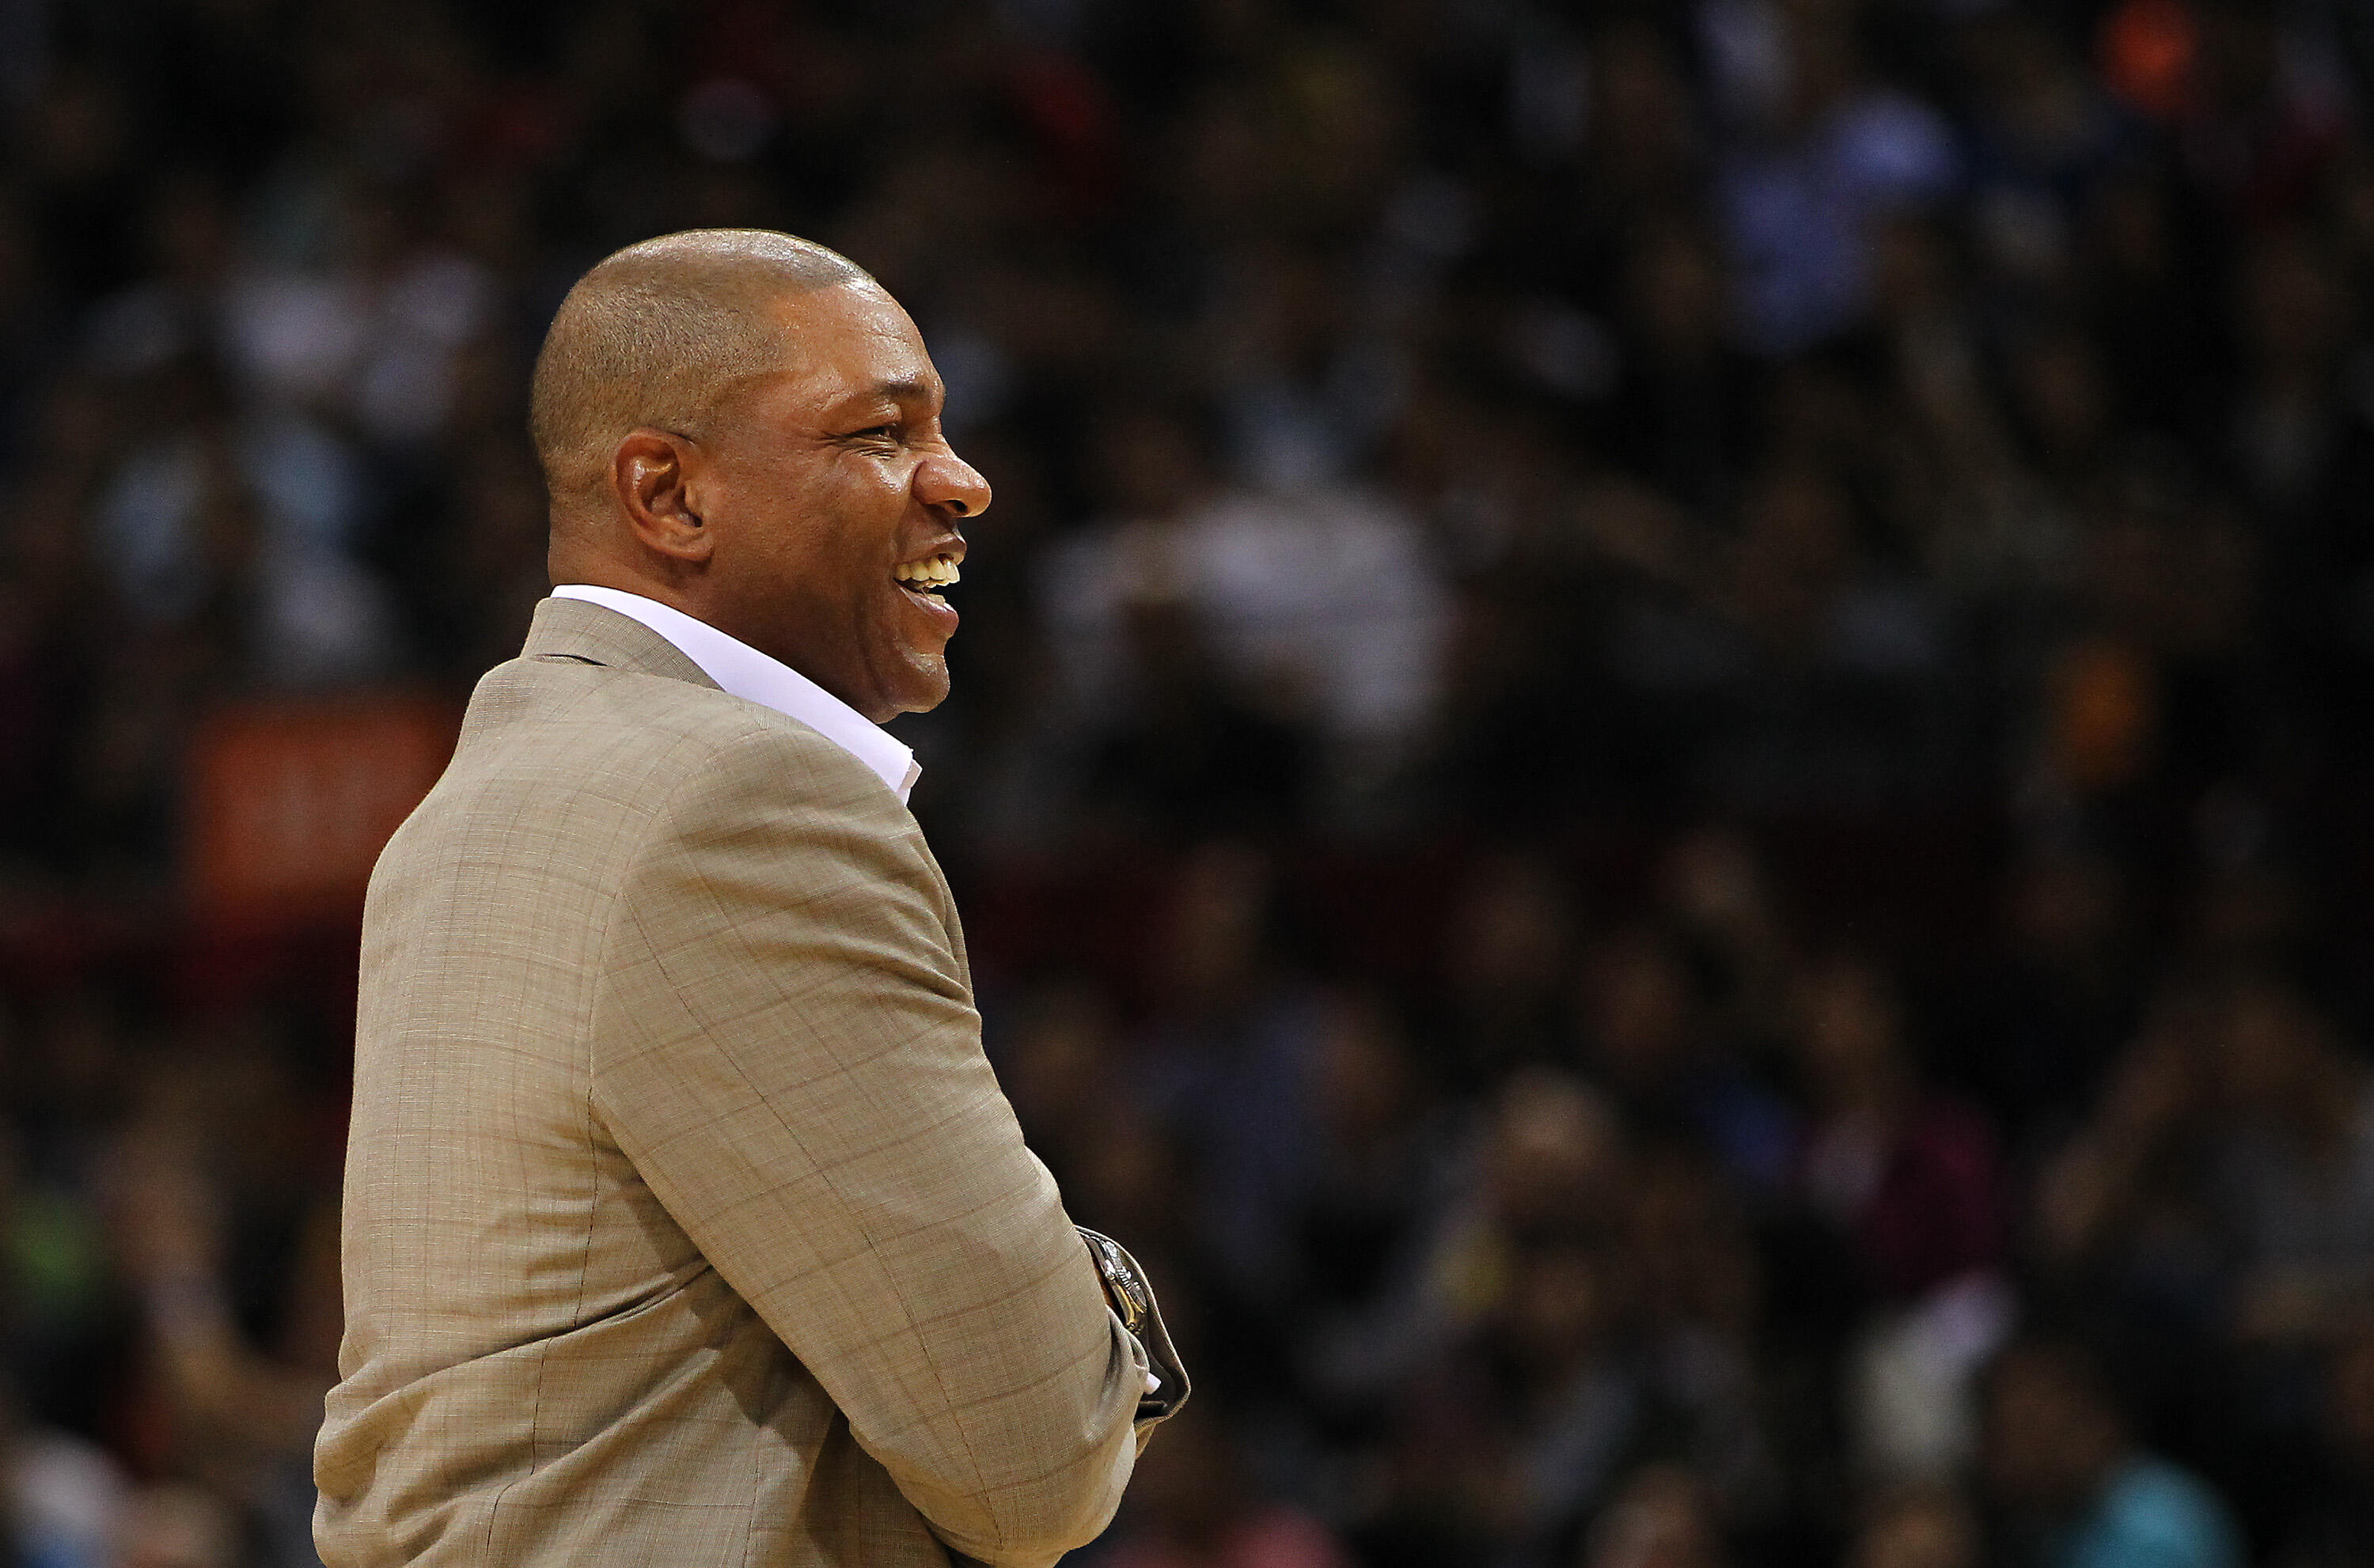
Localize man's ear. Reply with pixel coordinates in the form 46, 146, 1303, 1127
612, 430, 714, 566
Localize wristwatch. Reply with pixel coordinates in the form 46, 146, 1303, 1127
1077, 1226, 1190, 1423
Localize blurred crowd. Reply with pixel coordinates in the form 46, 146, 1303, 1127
2, 0, 2374, 1565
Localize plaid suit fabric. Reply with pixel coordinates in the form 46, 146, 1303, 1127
316, 598, 1147, 1566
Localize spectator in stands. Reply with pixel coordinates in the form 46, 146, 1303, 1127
1131, 842, 1331, 1395
105, 1017, 336, 1568
1958, 11, 2129, 298
1710, 461, 1955, 809
1037, 407, 1318, 843
1653, 828, 1793, 1063
2034, 979, 2222, 1290
1982, 1336, 2244, 1568
2040, 964, 2374, 1390
1337, 1068, 1629, 1446
1573, 924, 1793, 1195
1419, 1232, 1647, 1565
1281, 990, 1463, 1441
2205, 975, 2374, 1347
1709, 0, 1959, 356
1044, 397, 1448, 828
1582, 1464, 1727, 1568
1438, 856, 1584, 1089
114, 1482, 239, 1568
1960, 840, 2141, 1149
1788, 951, 2009, 1480
0, 1376, 123, 1568
1849, 1485, 1980, 1568
1790, 954, 2004, 1308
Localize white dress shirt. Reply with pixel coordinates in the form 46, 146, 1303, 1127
550, 585, 920, 804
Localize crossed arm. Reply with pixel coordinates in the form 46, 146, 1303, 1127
589, 728, 1169, 1566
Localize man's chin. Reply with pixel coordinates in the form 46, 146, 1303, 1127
878, 655, 951, 720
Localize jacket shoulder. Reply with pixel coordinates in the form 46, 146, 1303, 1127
462, 654, 893, 806
373, 657, 912, 909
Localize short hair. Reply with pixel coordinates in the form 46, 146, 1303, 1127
529, 229, 870, 502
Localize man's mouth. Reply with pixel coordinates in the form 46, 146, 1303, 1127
892, 552, 961, 604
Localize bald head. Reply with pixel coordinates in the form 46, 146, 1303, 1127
529, 229, 871, 508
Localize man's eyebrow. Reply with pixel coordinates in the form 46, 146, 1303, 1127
826, 377, 940, 420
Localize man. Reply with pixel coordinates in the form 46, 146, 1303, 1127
315, 230, 1183, 1566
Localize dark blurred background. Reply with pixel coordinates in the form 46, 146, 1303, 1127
5, 0, 2374, 1564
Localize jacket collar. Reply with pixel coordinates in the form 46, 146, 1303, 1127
521, 594, 720, 689
526, 591, 920, 804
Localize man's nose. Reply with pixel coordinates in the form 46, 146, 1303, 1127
916, 451, 992, 520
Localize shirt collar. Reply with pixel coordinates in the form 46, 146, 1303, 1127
550, 585, 920, 805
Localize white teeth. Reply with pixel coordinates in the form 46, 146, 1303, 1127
894, 555, 961, 587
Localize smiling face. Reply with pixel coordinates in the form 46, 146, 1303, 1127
689, 281, 990, 721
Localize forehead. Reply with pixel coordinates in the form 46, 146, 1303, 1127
760, 282, 936, 407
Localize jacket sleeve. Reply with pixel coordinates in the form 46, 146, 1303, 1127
586, 724, 1147, 1567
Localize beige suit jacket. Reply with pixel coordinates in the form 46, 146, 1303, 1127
316, 598, 1150, 1566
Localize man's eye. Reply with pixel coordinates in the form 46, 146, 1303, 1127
853, 424, 901, 445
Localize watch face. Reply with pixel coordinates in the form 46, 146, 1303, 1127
1094, 1237, 1150, 1321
